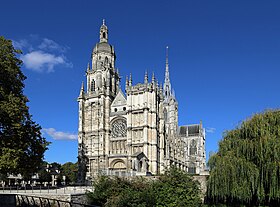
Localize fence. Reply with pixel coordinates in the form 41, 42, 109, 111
0, 186, 93, 195
15, 194, 99, 207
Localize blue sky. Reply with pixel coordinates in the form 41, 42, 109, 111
1, 0, 280, 164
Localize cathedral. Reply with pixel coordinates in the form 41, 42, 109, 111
77, 21, 206, 183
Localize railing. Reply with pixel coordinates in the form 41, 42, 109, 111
16, 194, 99, 207
0, 186, 93, 194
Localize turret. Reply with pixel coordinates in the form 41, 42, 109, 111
100, 19, 108, 43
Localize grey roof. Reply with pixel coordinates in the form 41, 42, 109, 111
188, 125, 200, 136
179, 124, 200, 136
179, 126, 187, 135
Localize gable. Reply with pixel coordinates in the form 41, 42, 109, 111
111, 89, 127, 107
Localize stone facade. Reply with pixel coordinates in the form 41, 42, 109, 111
77, 20, 206, 184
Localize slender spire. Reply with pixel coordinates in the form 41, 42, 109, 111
103, 19, 105, 25
87, 62, 90, 71
165, 46, 170, 83
164, 46, 171, 100
166, 46, 169, 65
152, 72, 155, 83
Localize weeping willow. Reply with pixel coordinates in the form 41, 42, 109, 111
207, 110, 280, 206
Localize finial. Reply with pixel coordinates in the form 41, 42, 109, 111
103, 19, 105, 25
152, 72, 155, 83
144, 71, 148, 84
79, 81, 84, 96
87, 62, 90, 71
172, 89, 176, 98
129, 73, 132, 86
126, 76, 129, 87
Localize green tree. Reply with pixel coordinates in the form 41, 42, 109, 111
61, 162, 78, 184
0, 36, 49, 177
87, 168, 202, 207
88, 176, 156, 207
153, 167, 202, 207
207, 110, 280, 206
38, 169, 52, 184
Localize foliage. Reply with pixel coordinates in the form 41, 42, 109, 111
154, 167, 203, 207
61, 162, 78, 184
207, 110, 280, 206
50, 162, 62, 170
87, 167, 202, 207
0, 36, 49, 177
38, 168, 52, 184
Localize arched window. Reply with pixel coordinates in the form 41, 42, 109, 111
103, 32, 106, 39
189, 139, 197, 155
91, 80, 95, 92
105, 56, 108, 65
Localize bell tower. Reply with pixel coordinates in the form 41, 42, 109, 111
78, 20, 120, 183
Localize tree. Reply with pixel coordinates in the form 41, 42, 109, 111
207, 110, 280, 206
88, 176, 156, 207
38, 169, 52, 185
153, 167, 203, 207
61, 162, 78, 184
0, 36, 49, 177
87, 167, 202, 207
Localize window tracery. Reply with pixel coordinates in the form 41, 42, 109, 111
111, 119, 127, 138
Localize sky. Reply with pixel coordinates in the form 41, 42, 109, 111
1, 0, 280, 164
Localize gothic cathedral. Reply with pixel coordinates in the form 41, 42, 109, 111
77, 21, 206, 183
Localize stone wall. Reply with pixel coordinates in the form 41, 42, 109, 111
1, 193, 90, 207
193, 174, 208, 201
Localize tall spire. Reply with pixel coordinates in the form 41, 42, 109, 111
164, 46, 171, 99
165, 46, 170, 83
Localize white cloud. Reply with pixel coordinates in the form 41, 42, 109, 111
21, 51, 72, 73
13, 36, 72, 72
42, 128, 77, 140
12, 39, 33, 51
206, 127, 216, 133
38, 38, 69, 53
